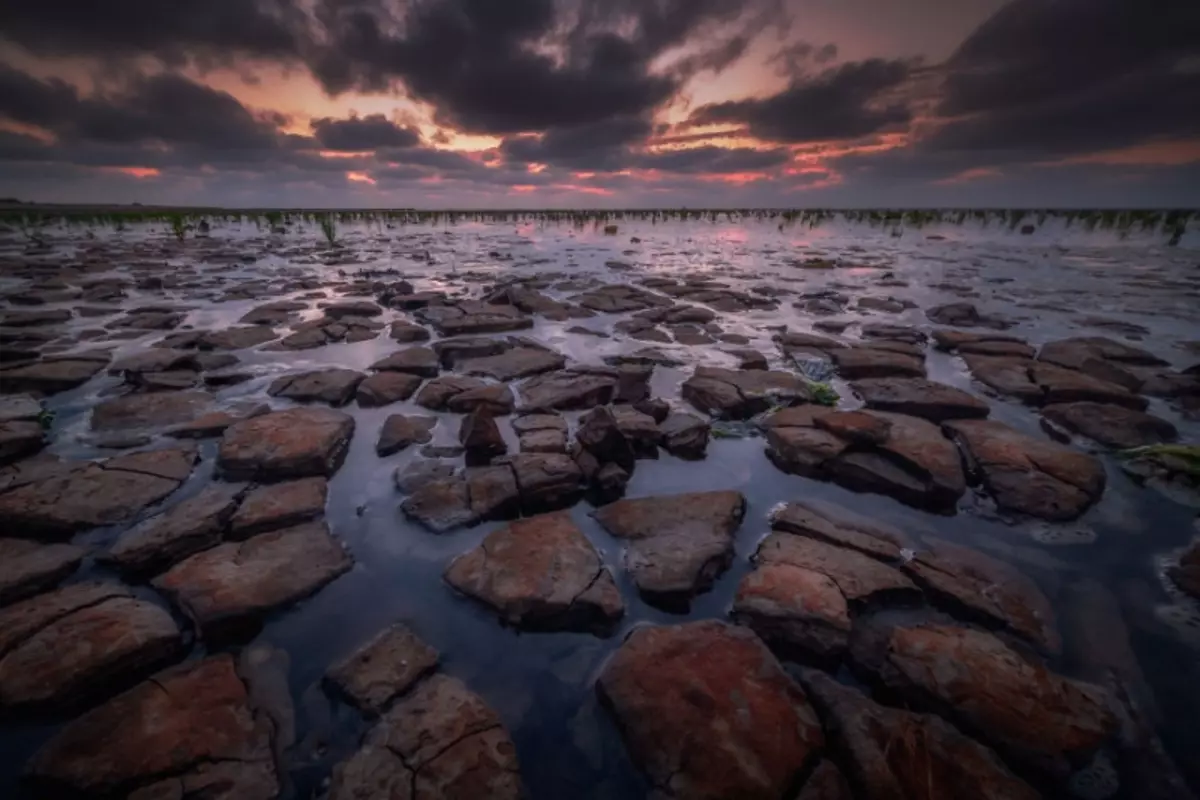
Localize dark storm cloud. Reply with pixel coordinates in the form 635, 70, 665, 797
500, 117, 652, 171
633, 146, 792, 174
309, 0, 782, 135
690, 58, 917, 143
0, 0, 305, 65
926, 0, 1200, 157
311, 114, 421, 151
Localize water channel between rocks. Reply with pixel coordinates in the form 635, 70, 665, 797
1, 216, 1198, 799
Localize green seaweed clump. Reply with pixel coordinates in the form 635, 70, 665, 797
808, 382, 840, 407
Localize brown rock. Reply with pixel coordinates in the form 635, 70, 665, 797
218, 407, 354, 481
733, 562, 851, 661
801, 669, 1040, 800
851, 377, 990, 422
356, 372, 423, 407
103, 483, 245, 575
389, 320, 430, 342
459, 409, 506, 465
0, 420, 46, 466
597, 620, 823, 800
0, 590, 181, 711
756, 532, 917, 604
0, 538, 83, 606
446, 512, 622, 633
832, 347, 925, 379
378, 414, 437, 457
413, 375, 486, 410
0, 357, 108, 395
1030, 362, 1148, 411
926, 302, 1013, 330
26, 656, 277, 798
515, 414, 567, 453
963, 354, 1042, 403
267, 368, 365, 407
770, 498, 911, 560
506, 452, 584, 514
153, 521, 352, 636
230, 477, 327, 538
1041, 401, 1177, 449
370, 346, 440, 378
459, 347, 565, 381
329, 674, 523, 800
401, 478, 476, 533
324, 624, 440, 715
518, 369, 619, 411
658, 412, 710, 460
445, 383, 515, 415
945, 418, 1106, 520
90, 390, 214, 432
682, 366, 810, 419
592, 491, 744, 607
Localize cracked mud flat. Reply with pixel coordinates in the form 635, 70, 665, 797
1, 216, 1199, 799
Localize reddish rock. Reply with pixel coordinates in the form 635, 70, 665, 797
800, 670, 1040, 800
514, 414, 567, 453
445, 383, 515, 415
153, 521, 352, 636
90, 390, 214, 432
103, 483, 245, 575
963, 354, 1042, 403
267, 368, 365, 407
597, 620, 824, 800
1030, 362, 1148, 411
851, 377, 990, 422
832, 347, 925, 379
945, 419, 1106, 521
415, 374, 490, 410
0, 539, 83, 606
1041, 401, 1177, 449
378, 414, 437, 457
324, 624, 440, 715
355, 372, 423, 407
230, 477, 327, 538
218, 407, 354, 481
592, 490, 744, 607
682, 366, 810, 419
0, 356, 109, 395
518, 368, 621, 411
370, 346, 440, 378
755, 532, 917, 605
733, 562, 852, 661
459, 346, 565, 381
0, 588, 182, 711
770, 498, 912, 560
852, 622, 1118, 779
26, 656, 277, 797
506, 452, 584, 514
658, 411, 710, 459
445, 512, 623, 634
329, 674, 523, 800
459, 409, 506, 465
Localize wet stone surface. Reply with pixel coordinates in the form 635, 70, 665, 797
0, 218, 1198, 800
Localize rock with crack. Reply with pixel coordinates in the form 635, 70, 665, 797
506, 452, 586, 514
850, 621, 1119, 782
90, 390, 215, 432
769, 498, 914, 560
324, 623, 440, 716
459, 409, 506, 466
26, 655, 279, 798
592, 490, 745, 609
400, 465, 522, 533
0, 583, 183, 712
597, 620, 823, 800
902, 537, 1061, 653
612, 404, 664, 458
799, 669, 1040, 800
1041, 401, 1177, 449
230, 477, 327, 538
218, 407, 354, 481
570, 283, 671, 313
328, 674, 523, 800
356, 372, 424, 407
1029, 362, 1148, 411
102, 483, 246, 576
658, 412, 710, 460
963, 354, 1044, 403
152, 521, 352, 638
518, 367, 641, 411
446, 383, 514, 415
417, 301, 534, 337
415, 375, 491, 410
458, 346, 566, 381
0, 445, 198, 539
444, 512, 623, 634
513, 413, 568, 453
682, 366, 811, 419
166, 402, 270, 440
0, 538, 84, 606
945, 419, 1106, 521
369, 346, 441, 378
267, 368, 366, 407
851, 377, 990, 422
831, 346, 925, 379
378, 415, 437, 457
764, 407, 966, 513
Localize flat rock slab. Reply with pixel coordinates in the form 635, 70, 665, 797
267, 368, 365, 407
446, 383, 514, 415
458, 347, 566, 381
945, 419, 1106, 521
963, 355, 1042, 403
733, 561, 852, 662
231, 477, 327, 538
355, 372, 423, 407
401, 465, 524, 533
756, 532, 917, 605
597, 620, 823, 800
800, 670, 1039, 800
0, 447, 197, 538
0, 420, 45, 466
90, 390, 215, 432
445, 512, 623, 634
770, 498, 912, 560
103, 483, 245, 576
0, 394, 43, 424
658, 412, 710, 459
592, 490, 745, 608
1041, 401, 1177, 449
926, 302, 1013, 330
329, 674, 523, 800
1, 357, 109, 395
832, 347, 925, 379
153, 521, 352, 636
378, 414, 437, 456
518, 369, 622, 411
0, 588, 182, 711
682, 366, 810, 419
415, 375, 489, 410
324, 624, 440, 715
0, 538, 83, 606
26, 655, 278, 798
370, 347, 440, 378
851, 622, 1117, 780
851, 377, 989, 422
1030, 362, 1148, 411
218, 407, 354, 481
766, 408, 966, 513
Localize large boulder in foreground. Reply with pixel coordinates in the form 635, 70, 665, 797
597, 620, 823, 800
329, 674, 523, 800
851, 622, 1118, 781
944, 419, 1106, 521
217, 407, 354, 481
26, 655, 278, 798
800, 670, 1039, 800
592, 490, 745, 609
153, 521, 352, 637
444, 512, 623, 634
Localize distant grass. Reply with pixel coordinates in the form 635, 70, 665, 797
318, 214, 338, 246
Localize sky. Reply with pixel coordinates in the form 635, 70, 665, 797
0, 0, 1197, 209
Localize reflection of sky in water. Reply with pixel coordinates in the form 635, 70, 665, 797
1, 217, 1199, 798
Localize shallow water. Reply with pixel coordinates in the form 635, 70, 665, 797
2, 216, 1199, 798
